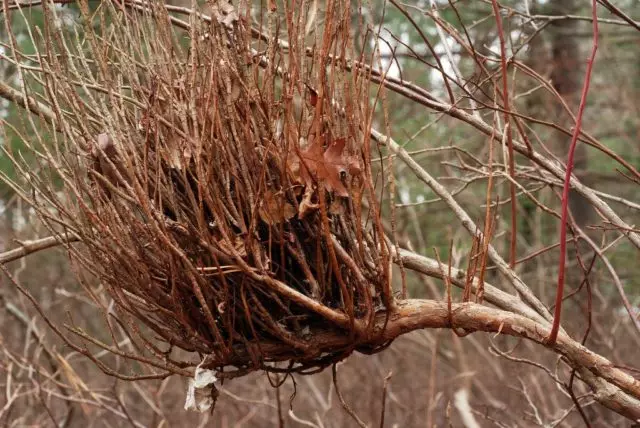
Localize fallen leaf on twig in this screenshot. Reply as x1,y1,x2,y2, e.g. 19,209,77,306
259,189,297,225
295,135,359,197
298,186,319,219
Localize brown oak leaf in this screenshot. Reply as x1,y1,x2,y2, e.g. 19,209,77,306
259,189,297,225
297,135,358,197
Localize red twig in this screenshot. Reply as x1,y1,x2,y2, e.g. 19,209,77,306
490,0,517,268
547,0,599,345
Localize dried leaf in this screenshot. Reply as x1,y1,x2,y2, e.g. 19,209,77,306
217,235,247,257
329,198,345,215
56,352,95,416
91,133,127,194
298,185,319,219
305,83,318,107
259,189,297,225
167,141,183,170
193,366,218,389
298,135,351,197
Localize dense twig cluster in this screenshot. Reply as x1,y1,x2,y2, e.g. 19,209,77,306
1,0,640,424
3,0,392,376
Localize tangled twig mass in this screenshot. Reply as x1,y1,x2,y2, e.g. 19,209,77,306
1,0,640,423
8,0,394,378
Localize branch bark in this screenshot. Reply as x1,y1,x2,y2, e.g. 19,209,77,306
218,300,640,421
0,235,79,264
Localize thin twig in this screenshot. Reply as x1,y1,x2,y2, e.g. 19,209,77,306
548,0,599,346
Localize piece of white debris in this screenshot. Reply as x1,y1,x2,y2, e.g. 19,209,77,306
184,364,219,412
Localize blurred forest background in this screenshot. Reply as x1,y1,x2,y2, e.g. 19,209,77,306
0,0,639,427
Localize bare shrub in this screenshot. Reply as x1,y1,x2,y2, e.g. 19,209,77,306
1,0,639,425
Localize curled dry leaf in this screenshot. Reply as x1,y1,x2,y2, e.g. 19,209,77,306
90,133,129,197
295,135,360,197
259,189,297,225
217,235,247,258
304,83,319,107
92,133,117,161
230,77,241,101
298,185,319,219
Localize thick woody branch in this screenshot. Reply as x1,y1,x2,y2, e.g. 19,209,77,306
0,80,58,128
396,248,547,325
219,300,640,421
0,235,79,264
4,234,637,418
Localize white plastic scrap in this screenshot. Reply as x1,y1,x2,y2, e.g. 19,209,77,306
184,364,219,412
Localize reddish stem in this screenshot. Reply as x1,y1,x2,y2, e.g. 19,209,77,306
547,0,599,345
489,0,517,268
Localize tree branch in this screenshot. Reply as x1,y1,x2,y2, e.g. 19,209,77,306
375,129,553,322
215,300,640,421
0,235,79,264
